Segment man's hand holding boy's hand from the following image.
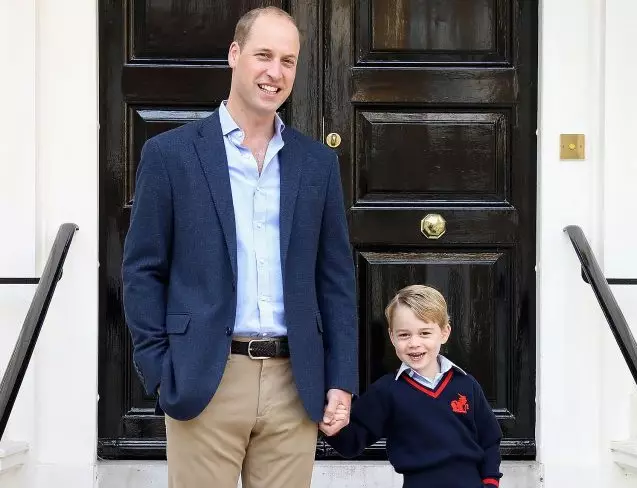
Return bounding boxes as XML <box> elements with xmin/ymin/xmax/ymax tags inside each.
<box><xmin>320</xmin><ymin>389</ymin><xmax>351</xmax><ymax>436</ymax></box>
<box><xmin>319</xmin><ymin>404</ymin><xmax>349</xmax><ymax>436</ymax></box>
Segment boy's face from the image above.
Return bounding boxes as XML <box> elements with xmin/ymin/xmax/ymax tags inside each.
<box><xmin>388</xmin><ymin>304</ymin><xmax>451</xmax><ymax>379</ymax></box>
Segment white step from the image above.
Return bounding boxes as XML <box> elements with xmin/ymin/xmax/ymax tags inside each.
<box><xmin>611</xmin><ymin>440</ymin><xmax>637</xmax><ymax>476</ymax></box>
<box><xmin>0</xmin><ymin>441</ymin><xmax>29</xmax><ymax>488</ymax></box>
<box><xmin>97</xmin><ymin>460</ymin><xmax>542</xmax><ymax>488</ymax></box>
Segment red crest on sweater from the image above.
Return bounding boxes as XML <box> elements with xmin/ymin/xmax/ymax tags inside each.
<box><xmin>450</xmin><ymin>394</ymin><xmax>469</xmax><ymax>414</ymax></box>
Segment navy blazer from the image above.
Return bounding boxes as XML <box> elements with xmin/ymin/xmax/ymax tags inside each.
<box><xmin>122</xmin><ymin>110</ymin><xmax>358</xmax><ymax>422</ymax></box>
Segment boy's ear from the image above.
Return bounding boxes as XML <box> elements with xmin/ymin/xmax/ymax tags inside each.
<box><xmin>441</xmin><ymin>324</ymin><xmax>451</xmax><ymax>344</ymax></box>
<box><xmin>388</xmin><ymin>327</ymin><xmax>396</xmax><ymax>346</ymax></box>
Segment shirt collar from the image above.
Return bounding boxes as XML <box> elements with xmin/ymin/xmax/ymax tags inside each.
<box><xmin>394</xmin><ymin>355</ymin><xmax>467</xmax><ymax>381</ymax></box>
<box><xmin>218</xmin><ymin>101</ymin><xmax>285</xmax><ymax>139</ymax></box>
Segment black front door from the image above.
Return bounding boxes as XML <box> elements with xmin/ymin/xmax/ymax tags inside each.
<box><xmin>99</xmin><ymin>0</ymin><xmax>537</xmax><ymax>459</ymax></box>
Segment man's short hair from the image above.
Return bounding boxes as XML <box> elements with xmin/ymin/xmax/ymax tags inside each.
<box><xmin>234</xmin><ymin>6</ymin><xmax>298</xmax><ymax>47</ymax></box>
<box><xmin>385</xmin><ymin>285</ymin><xmax>450</xmax><ymax>330</ymax></box>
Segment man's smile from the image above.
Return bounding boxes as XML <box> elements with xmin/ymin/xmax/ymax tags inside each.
<box><xmin>258</xmin><ymin>83</ymin><xmax>281</xmax><ymax>94</ymax></box>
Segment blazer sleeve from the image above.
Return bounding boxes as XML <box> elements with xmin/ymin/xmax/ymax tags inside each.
<box><xmin>473</xmin><ymin>379</ymin><xmax>503</xmax><ymax>486</ymax></box>
<box><xmin>324</xmin><ymin>376</ymin><xmax>391</xmax><ymax>458</ymax></box>
<box><xmin>122</xmin><ymin>138</ymin><xmax>173</xmax><ymax>396</ymax></box>
<box><xmin>315</xmin><ymin>152</ymin><xmax>358</xmax><ymax>395</ymax></box>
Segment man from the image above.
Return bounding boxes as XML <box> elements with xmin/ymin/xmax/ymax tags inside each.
<box><xmin>122</xmin><ymin>6</ymin><xmax>357</xmax><ymax>488</ymax></box>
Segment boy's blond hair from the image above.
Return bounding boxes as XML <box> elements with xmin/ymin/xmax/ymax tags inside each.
<box><xmin>385</xmin><ymin>285</ymin><xmax>450</xmax><ymax>330</ymax></box>
<box><xmin>234</xmin><ymin>7</ymin><xmax>298</xmax><ymax>47</ymax></box>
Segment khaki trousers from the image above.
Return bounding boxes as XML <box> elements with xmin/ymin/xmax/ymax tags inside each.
<box><xmin>165</xmin><ymin>352</ymin><xmax>318</xmax><ymax>488</ymax></box>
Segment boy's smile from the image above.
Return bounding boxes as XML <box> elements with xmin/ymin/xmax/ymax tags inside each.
<box><xmin>389</xmin><ymin>304</ymin><xmax>451</xmax><ymax>379</ymax></box>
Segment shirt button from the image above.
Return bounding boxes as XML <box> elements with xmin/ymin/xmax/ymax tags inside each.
<box><xmin>225</xmin><ymin>327</ymin><xmax>232</xmax><ymax>337</ymax></box>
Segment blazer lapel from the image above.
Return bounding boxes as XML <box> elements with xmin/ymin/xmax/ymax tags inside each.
<box><xmin>193</xmin><ymin>111</ymin><xmax>237</xmax><ymax>280</ymax></box>
<box><xmin>279</xmin><ymin>131</ymin><xmax>303</xmax><ymax>274</ymax></box>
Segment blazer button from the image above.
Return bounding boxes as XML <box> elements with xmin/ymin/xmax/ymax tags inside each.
<box><xmin>225</xmin><ymin>327</ymin><xmax>232</xmax><ymax>337</ymax></box>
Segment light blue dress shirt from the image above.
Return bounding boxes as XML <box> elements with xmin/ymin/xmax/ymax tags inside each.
<box><xmin>395</xmin><ymin>355</ymin><xmax>467</xmax><ymax>389</ymax></box>
<box><xmin>218</xmin><ymin>102</ymin><xmax>287</xmax><ymax>337</ymax></box>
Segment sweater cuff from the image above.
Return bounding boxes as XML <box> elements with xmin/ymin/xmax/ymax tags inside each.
<box><xmin>483</xmin><ymin>478</ymin><xmax>500</xmax><ymax>487</ymax></box>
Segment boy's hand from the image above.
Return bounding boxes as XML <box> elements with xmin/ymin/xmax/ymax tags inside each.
<box><xmin>323</xmin><ymin>388</ymin><xmax>351</xmax><ymax>422</ymax></box>
<box><xmin>321</xmin><ymin>388</ymin><xmax>351</xmax><ymax>435</ymax></box>
<box><xmin>319</xmin><ymin>401</ymin><xmax>350</xmax><ymax>436</ymax></box>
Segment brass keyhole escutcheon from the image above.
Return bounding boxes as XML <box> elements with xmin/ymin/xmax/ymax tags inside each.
<box><xmin>421</xmin><ymin>214</ymin><xmax>446</xmax><ymax>239</ymax></box>
<box><xmin>325</xmin><ymin>132</ymin><xmax>342</xmax><ymax>148</ymax></box>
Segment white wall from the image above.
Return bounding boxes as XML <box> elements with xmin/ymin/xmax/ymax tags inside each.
<box><xmin>0</xmin><ymin>0</ymin><xmax>99</xmax><ymax>487</ymax></box>
<box><xmin>600</xmin><ymin>0</ymin><xmax>637</xmax><ymax>484</ymax></box>
<box><xmin>2</xmin><ymin>0</ymin><xmax>637</xmax><ymax>487</ymax></box>
<box><xmin>538</xmin><ymin>0</ymin><xmax>637</xmax><ymax>487</ymax></box>
<box><xmin>32</xmin><ymin>0</ymin><xmax>99</xmax><ymax>485</ymax></box>
<box><xmin>537</xmin><ymin>0</ymin><xmax>604</xmax><ymax>483</ymax></box>
<box><xmin>0</xmin><ymin>0</ymin><xmax>37</xmax><ymax>459</ymax></box>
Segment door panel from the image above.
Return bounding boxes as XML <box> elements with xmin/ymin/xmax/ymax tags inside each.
<box><xmin>128</xmin><ymin>109</ymin><xmax>215</xmax><ymax>204</ymax></box>
<box><xmin>355</xmin><ymin>111</ymin><xmax>509</xmax><ymax>201</ymax></box>
<box><xmin>325</xmin><ymin>0</ymin><xmax>536</xmax><ymax>457</ymax></box>
<box><xmin>99</xmin><ymin>0</ymin><xmax>537</xmax><ymax>460</ymax></box>
<box><xmin>358</xmin><ymin>250</ymin><xmax>511</xmax><ymax>391</ymax></box>
<box><xmin>367</xmin><ymin>0</ymin><xmax>506</xmax><ymax>55</ymax></box>
<box><xmin>131</xmin><ymin>1</ymin><xmax>285</xmax><ymax>60</ymax></box>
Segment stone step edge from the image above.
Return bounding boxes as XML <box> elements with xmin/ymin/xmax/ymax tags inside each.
<box><xmin>0</xmin><ymin>441</ymin><xmax>29</xmax><ymax>474</ymax></box>
<box><xmin>611</xmin><ymin>440</ymin><xmax>637</xmax><ymax>475</ymax></box>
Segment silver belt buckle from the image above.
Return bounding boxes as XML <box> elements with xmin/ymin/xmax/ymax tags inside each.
<box><xmin>247</xmin><ymin>339</ymin><xmax>270</xmax><ymax>360</ymax></box>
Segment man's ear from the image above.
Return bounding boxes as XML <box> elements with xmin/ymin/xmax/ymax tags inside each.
<box><xmin>228</xmin><ymin>41</ymin><xmax>240</xmax><ymax>68</ymax></box>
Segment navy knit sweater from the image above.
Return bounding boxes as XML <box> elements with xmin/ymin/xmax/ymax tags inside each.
<box><xmin>325</xmin><ymin>369</ymin><xmax>502</xmax><ymax>488</ymax></box>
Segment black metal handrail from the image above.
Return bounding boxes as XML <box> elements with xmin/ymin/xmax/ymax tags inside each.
<box><xmin>0</xmin><ymin>278</ymin><xmax>39</xmax><ymax>285</ymax></box>
<box><xmin>0</xmin><ymin>223</ymin><xmax>78</xmax><ymax>439</ymax></box>
<box><xmin>580</xmin><ymin>273</ymin><xmax>637</xmax><ymax>286</ymax></box>
<box><xmin>564</xmin><ymin>225</ymin><xmax>637</xmax><ymax>384</ymax></box>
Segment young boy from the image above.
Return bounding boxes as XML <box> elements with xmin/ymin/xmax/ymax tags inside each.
<box><xmin>321</xmin><ymin>285</ymin><xmax>502</xmax><ymax>488</ymax></box>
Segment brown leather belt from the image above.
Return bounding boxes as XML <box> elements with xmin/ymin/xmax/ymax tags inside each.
<box><xmin>231</xmin><ymin>338</ymin><xmax>289</xmax><ymax>359</ymax></box>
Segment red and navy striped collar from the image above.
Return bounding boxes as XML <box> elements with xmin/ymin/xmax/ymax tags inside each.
<box><xmin>395</xmin><ymin>355</ymin><xmax>466</xmax><ymax>398</ymax></box>
<box><xmin>401</xmin><ymin>369</ymin><xmax>454</xmax><ymax>398</ymax></box>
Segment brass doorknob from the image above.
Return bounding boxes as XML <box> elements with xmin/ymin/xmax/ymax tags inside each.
<box><xmin>421</xmin><ymin>214</ymin><xmax>446</xmax><ymax>239</ymax></box>
<box><xmin>325</xmin><ymin>132</ymin><xmax>342</xmax><ymax>148</ymax></box>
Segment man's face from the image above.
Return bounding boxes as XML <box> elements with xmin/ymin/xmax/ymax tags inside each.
<box><xmin>228</xmin><ymin>14</ymin><xmax>300</xmax><ymax>117</ymax></box>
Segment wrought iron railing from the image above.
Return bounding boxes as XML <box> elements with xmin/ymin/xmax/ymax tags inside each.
<box><xmin>564</xmin><ymin>225</ymin><xmax>637</xmax><ymax>384</ymax></box>
<box><xmin>0</xmin><ymin>223</ymin><xmax>78</xmax><ymax>439</ymax></box>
